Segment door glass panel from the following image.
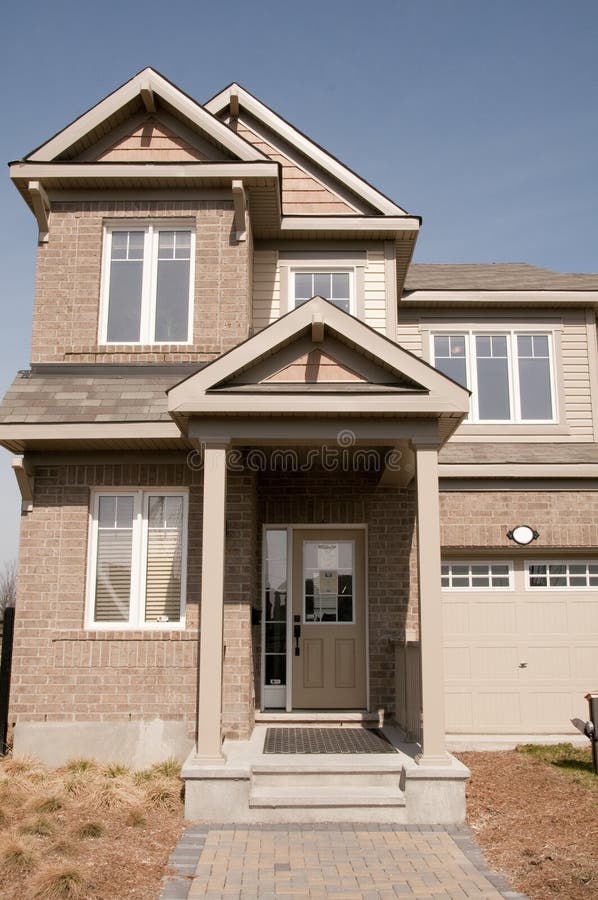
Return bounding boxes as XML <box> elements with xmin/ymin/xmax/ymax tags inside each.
<box><xmin>264</xmin><ymin>530</ymin><xmax>287</xmax><ymax>685</ymax></box>
<box><xmin>303</xmin><ymin>540</ymin><xmax>354</xmax><ymax>623</ymax></box>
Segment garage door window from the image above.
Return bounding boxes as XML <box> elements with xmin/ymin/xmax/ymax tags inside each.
<box><xmin>441</xmin><ymin>561</ymin><xmax>513</xmax><ymax>590</ymax></box>
<box><xmin>526</xmin><ymin>560</ymin><xmax>598</xmax><ymax>589</ymax></box>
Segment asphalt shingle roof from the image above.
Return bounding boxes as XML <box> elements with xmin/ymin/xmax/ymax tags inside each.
<box><xmin>404</xmin><ymin>263</ymin><xmax>598</xmax><ymax>291</ymax></box>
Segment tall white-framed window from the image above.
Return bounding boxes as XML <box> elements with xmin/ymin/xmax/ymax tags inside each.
<box><xmin>526</xmin><ymin>559</ymin><xmax>598</xmax><ymax>590</ymax></box>
<box><xmin>431</xmin><ymin>331</ymin><xmax>556</xmax><ymax>423</ymax></box>
<box><xmin>290</xmin><ymin>269</ymin><xmax>353</xmax><ymax>314</ymax></box>
<box><xmin>86</xmin><ymin>489</ymin><xmax>188</xmax><ymax>629</ymax></box>
<box><xmin>99</xmin><ymin>224</ymin><xmax>195</xmax><ymax>344</ymax></box>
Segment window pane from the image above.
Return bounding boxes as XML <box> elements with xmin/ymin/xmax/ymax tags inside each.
<box><xmin>295</xmin><ymin>273</ymin><xmax>312</xmax><ymax>301</ymax></box>
<box><xmin>155</xmin><ymin>233</ymin><xmax>191</xmax><ymax>342</ymax></box>
<box><xmin>433</xmin><ymin>335</ymin><xmax>467</xmax><ymax>387</ymax></box>
<box><xmin>145</xmin><ymin>495</ymin><xmax>183</xmax><ymax>623</ymax></box>
<box><xmin>106</xmin><ymin>259</ymin><xmax>143</xmax><ymax>342</ymax></box>
<box><xmin>94</xmin><ymin>495</ymin><xmax>134</xmax><ymax>623</ymax></box>
<box><xmin>331</xmin><ymin>273</ymin><xmax>350</xmax><ymax>299</ymax></box>
<box><xmin>265</xmin><ymin>654</ymin><xmax>286</xmax><ymax>685</ymax></box>
<box><xmin>266</xmin><ymin>623</ymin><xmax>286</xmax><ymax>653</ymax></box>
<box><xmin>476</xmin><ymin>335</ymin><xmax>510</xmax><ymax>419</ymax></box>
<box><xmin>518</xmin><ymin>356</ymin><xmax>552</xmax><ymax>420</ymax></box>
<box><xmin>313</xmin><ymin>273</ymin><xmax>331</xmax><ymax>297</ymax></box>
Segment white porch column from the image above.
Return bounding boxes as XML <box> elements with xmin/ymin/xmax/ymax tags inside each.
<box><xmin>414</xmin><ymin>442</ymin><xmax>449</xmax><ymax>766</ymax></box>
<box><xmin>196</xmin><ymin>442</ymin><xmax>229</xmax><ymax>763</ymax></box>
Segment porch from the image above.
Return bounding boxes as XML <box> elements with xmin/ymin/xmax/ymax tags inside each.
<box><xmin>182</xmin><ymin>721</ymin><xmax>469</xmax><ymax>825</ymax></box>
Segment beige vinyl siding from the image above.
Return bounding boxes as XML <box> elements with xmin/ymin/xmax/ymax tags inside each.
<box><xmin>252</xmin><ymin>249</ymin><xmax>280</xmax><ymax>330</ymax></box>
<box><xmin>236</xmin><ymin>122</ymin><xmax>357</xmax><ymax>215</ymax></box>
<box><xmin>396</xmin><ymin>309</ymin><xmax>595</xmax><ymax>437</ymax></box>
<box><xmin>363</xmin><ymin>248</ymin><xmax>387</xmax><ymax>333</ymax></box>
<box><xmin>98</xmin><ymin>116</ymin><xmax>206</xmax><ymax>162</ymax></box>
<box><xmin>561</xmin><ymin>310</ymin><xmax>593</xmax><ymax>437</ymax></box>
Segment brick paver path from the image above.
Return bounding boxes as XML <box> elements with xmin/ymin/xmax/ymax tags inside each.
<box><xmin>161</xmin><ymin>824</ymin><xmax>526</xmax><ymax>899</ymax></box>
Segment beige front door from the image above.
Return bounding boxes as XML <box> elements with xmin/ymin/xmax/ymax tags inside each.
<box><xmin>292</xmin><ymin>529</ymin><xmax>367</xmax><ymax>709</ymax></box>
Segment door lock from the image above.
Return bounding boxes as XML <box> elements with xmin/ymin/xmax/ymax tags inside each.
<box><xmin>293</xmin><ymin>622</ymin><xmax>301</xmax><ymax>656</ymax></box>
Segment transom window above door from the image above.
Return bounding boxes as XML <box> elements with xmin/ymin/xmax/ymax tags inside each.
<box><xmin>100</xmin><ymin>225</ymin><xmax>194</xmax><ymax>344</ymax></box>
<box><xmin>432</xmin><ymin>331</ymin><xmax>556</xmax><ymax>423</ymax></box>
<box><xmin>293</xmin><ymin>271</ymin><xmax>352</xmax><ymax>313</ymax></box>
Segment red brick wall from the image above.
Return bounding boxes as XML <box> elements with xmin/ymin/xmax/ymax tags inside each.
<box><xmin>31</xmin><ymin>196</ymin><xmax>251</xmax><ymax>363</ymax></box>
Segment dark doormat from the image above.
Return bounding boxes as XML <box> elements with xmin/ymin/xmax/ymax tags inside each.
<box><xmin>263</xmin><ymin>727</ymin><xmax>396</xmax><ymax>754</ymax></box>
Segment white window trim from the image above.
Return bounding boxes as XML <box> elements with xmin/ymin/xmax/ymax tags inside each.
<box><xmin>99</xmin><ymin>223</ymin><xmax>195</xmax><ymax>346</ymax></box>
<box><xmin>430</xmin><ymin>329</ymin><xmax>557</xmax><ymax>425</ymax></box>
<box><xmin>287</xmin><ymin>266</ymin><xmax>355</xmax><ymax>315</ymax></box>
<box><xmin>524</xmin><ymin>558</ymin><xmax>598</xmax><ymax>592</ymax></box>
<box><xmin>85</xmin><ymin>487</ymin><xmax>189</xmax><ymax>630</ymax></box>
<box><xmin>441</xmin><ymin>559</ymin><xmax>514</xmax><ymax>592</ymax></box>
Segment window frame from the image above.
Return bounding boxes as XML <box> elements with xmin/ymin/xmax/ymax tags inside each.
<box><xmin>287</xmin><ymin>266</ymin><xmax>355</xmax><ymax>315</ymax></box>
<box><xmin>524</xmin><ymin>559</ymin><xmax>598</xmax><ymax>591</ymax></box>
<box><xmin>441</xmin><ymin>559</ymin><xmax>515</xmax><ymax>592</ymax></box>
<box><xmin>99</xmin><ymin>222</ymin><xmax>195</xmax><ymax>346</ymax></box>
<box><xmin>430</xmin><ymin>329</ymin><xmax>557</xmax><ymax>425</ymax></box>
<box><xmin>85</xmin><ymin>487</ymin><xmax>189</xmax><ymax>630</ymax></box>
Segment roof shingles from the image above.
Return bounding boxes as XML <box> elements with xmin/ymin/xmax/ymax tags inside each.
<box><xmin>404</xmin><ymin>263</ymin><xmax>598</xmax><ymax>291</ymax></box>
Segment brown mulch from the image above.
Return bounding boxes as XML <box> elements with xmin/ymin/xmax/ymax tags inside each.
<box><xmin>457</xmin><ymin>748</ymin><xmax>598</xmax><ymax>900</ymax></box>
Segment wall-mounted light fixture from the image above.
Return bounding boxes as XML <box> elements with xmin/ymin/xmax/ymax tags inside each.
<box><xmin>507</xmin><ymin>524</ymin><xmax>539</xmax><ymax>546</ymax></box>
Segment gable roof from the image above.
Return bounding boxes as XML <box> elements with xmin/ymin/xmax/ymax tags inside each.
<box><xmin>205</xmin><ymin>82</ymin><xmax>410</xmax><ymax>217</ymax></box>
<box><xmin>168</xmin><ymin>296</ymin><xmax>469</xmax><ymax>438</ymax></box>
<box><xmin>24</xmin><ymin>68</ymin><xmax>266</xmax><ymax>164</ymax></box>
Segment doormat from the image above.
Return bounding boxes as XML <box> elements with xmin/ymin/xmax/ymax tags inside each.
<box><xmin>263</xmin><ymin>727</ymin><xmax>396</xmax><ymax>754</ymax></box>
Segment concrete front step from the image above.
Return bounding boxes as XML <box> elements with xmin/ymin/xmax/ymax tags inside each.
<box><xmin>249</xmin><ymin>785</ymin><xmax>406</xmax><ymax>809</ymax></box>
<box><xmin>251</xmin><ymin>765</ymin><xmax>404</xmax><ymax>790</ymax></box>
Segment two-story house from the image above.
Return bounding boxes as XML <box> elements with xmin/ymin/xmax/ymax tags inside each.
<box><xmin>1</xmin><ymin>68</ymin><xmax>597</xmax><ymax>824</ymax></box>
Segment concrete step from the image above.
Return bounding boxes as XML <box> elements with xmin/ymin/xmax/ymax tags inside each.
<box><xmin>255</xmin><ymin>711</ymin><xmax>381</xmax><ymax>726</ymax></box>
<box><xmin>251</xmin><ymin>765</ymin><xmax>404</xmax><ymax>790</ymax></box>
<box><xmin>249</xmin><ymin>785</ymin><xmax>406</xmax><ymax>809</ymax></box>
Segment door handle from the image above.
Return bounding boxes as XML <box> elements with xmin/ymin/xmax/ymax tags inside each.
<box><xmin>294</xmin><ymin>623</ymin><xmax>301</xmax><ymax>656</ymax></box>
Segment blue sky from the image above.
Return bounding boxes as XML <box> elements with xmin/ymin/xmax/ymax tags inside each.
<box><xmin>0</xmin><ymin>0</ymin><xmax>597</xmax><ymax>565</ymax></box>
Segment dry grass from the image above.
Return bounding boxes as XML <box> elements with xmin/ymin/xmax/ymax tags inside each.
<box><xmin>0</xmin><ymin>755</ymin><xmax>185</xmax><ymax>900</ymax></box>
<box><xmin>458</xmin><ymin>744</ymin><xmax>598</xmax><ymax>900</ymax></box>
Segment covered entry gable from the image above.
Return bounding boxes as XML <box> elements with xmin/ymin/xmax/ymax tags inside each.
<box><xmin>167</xmin><ymin>297</ymin><xmax>470</xmax><ymax>435</ymax></box>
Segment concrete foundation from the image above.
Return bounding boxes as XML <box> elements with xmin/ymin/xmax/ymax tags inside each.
<box><xmin>12</xmin><ymin>719</ymin><xmax>193</xmax><ymax>769</ymax></box>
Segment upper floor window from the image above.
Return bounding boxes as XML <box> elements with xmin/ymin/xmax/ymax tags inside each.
<box><xmin>292</xmin><ymin>270</ymin><xmax>353</xmax><ymax>314</ymax></box>
<box><xmin>100</xmin><ymin>225</ymin><xmax>194</xmax><ymax>344</ymax></box>
<box><xmin>86</xmin><ymin>489</ymin><xmax>188</xmax><ymax>629</ymax></box>
<box><xmin>432</xmin><ymin>331</ymin><xmax>556</xmax><ymax>423</ymax></box>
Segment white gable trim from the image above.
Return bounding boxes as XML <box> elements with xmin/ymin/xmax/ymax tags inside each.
<box><xmin>27</xmin><ymin>69</ymin><xmax>267</xmax><ymax>163</ymax></box>
<box><xmin>168</xmin><ymin>296</ymin><xmax>470</xmax><ymax>418</ymax></box>
<box><xmin>205</xmin><ymin>84</ymin><xmax>409</xmax><ymax>217</ymax></box>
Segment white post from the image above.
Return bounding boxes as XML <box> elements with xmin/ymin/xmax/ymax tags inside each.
<box><xmin>196</xmin><ymin>442</ymin><xmax>228</xmax><ymax>763</ymax></box>
<box><xmin>414</xmin><ymin>442</ymin><xmax>449</xmax><ymax>766</ymax></box>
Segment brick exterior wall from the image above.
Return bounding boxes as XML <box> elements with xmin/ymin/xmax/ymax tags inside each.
<box><xmin>10</xmin><ymin>457</ymin><xmax>258</xmax><ymax>742</ymax></box>
<box><xmin>440</xmin><ymin>490</ymin><xmax>598</xmax><ymax>549</ymax></box>
<box><xmin>31</xmin><ymin>196</ymin><xmax>252</xmax><ymax>364</ymax></box>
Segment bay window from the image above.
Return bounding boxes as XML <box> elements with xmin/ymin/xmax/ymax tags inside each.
<box><xmin>86</xmin><ymin>489</ymin><xmax>188</xmax><ymax>628</ymax></box>
<box><xmin>432</xmin><ymin>331</ymin><xmax>556</xmax><ymax>423</ymax></box>
<box><xmin>100</xmin><ymin>225</ymin><xmax>194</xmax><ymax>344</ymax></box>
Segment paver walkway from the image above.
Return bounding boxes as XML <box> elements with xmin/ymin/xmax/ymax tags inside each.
<box><xmin>160</xmin><ymin>824</ymin><xmax>526</xmax><ymax>899</ymax></box>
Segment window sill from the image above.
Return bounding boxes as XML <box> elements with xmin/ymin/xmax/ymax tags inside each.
<box><xmin>456</xmin><ymin>423</ymin><xmax>568</xmax><ymax>436</ymax></box>
<box><xmin>52</xmin><ymin>629</ymin><xmax>198</xmax><ymax>641</ymax></box>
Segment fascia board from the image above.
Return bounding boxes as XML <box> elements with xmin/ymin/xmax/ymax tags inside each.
<box><xmin>280</xmin><ymin>216</ymin><xmax>420</xmax><ymax>233</ymax></box>
<box><xmin>168</xmin><ymin>297</ymin><xmax>470</xmax><ymax>413</ymax></box>
<box><xmin>403</xmin><ymin>290</ymin><xmax>598</xmax><ymax>305</ymax></box>
<box><xmin>205</xmin><ymin>84</ymin><xmax>408</xmax><ymax>216</ymax></box>
<box><xmin>10</xmin><ymin>161</ymin><xmax>280</xmax><ymax>186</ymax></box>
<box><xmin>27</xmin><ymin>70</ymin><xmax>266</xmax><ymax>163</ymax></box>
<box><xmin>171</xmin><ymin>395</ymin><xmax>468</xmax><ymax>416</ymax></box>
<box><xmin>0</xmin><ymin>422</ymin><xmax>181</xmax><ymax>441</ymax></box>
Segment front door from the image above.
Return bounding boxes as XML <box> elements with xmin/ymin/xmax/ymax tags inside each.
<box><xmin>292</xmin><ymin>529</ymin><xmax>367</xmax><ymax>709</ymax></box>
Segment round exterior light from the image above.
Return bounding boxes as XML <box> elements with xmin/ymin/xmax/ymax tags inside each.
<box><xmin>507</xmin><ymin>525</ymin><xmax>539</xmax><ymax>546</ymax></box>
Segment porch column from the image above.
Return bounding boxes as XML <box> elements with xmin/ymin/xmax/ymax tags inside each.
<box><xmin>196</xmin><ymin>441</ymin><xmax>229</xmax><ymax>763</ymax></box>
<box><xmin>414</xmin><ymin>442</ymin><xmax>449</xmax><ymax>766</ymax></box>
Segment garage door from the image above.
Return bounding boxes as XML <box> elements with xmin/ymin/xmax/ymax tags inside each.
<box><xmin>442</xmin><ymin>558</ymin><xmax>598</xmax><ymax>733</ymax></box>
